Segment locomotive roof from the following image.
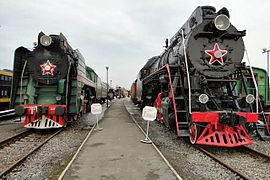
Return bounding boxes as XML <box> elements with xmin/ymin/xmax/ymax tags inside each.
<box><xmin>86</xmin><ymin>66</ymin><xmax>98</xmax><ymax>75</ymax></box>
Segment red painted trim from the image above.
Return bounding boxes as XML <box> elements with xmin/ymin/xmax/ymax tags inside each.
<box><xmin>192</xmin><ymin>111</ymin><xmax>258</xmax><ymax>123</ymax></box>
<box><xmin>22</xmin><ymin>104</ymin><xmax>67</xmax><ymax>127</ymax></box>
<box><xmin>192</xmin><ymin>112</ymin><xmax>219</xmax><ymax>123</ymax></box>
<box><xmin>154</xmin><ymin>93</ymin><xmax>163</xmax><ymax>123</ymax></box>
<box><xmin>265</xmin><ymin>115</ymin><xmax>270</xmax><ymax>135</ymax></box>
<box><xmin>196</xmin><ymin>124</ymin><xmax>253</xmax><ymax>147</ymax></box>
<box><xmin>154</xmin><ymin>93</ymin><xmax>163</xmax><ymax>109</ymax></box>
<box><xmin>235</xmin><ymin>112</ymin><xmax>258</xmax><ymax>122</ymax></box>
<box><xmin>77</xmin><ymin>74</ymin><xmax>96</xmax><ymax>88</ymax></box>
<box><xmin>165</xmin><ymin>64</ymin><xmax>180</xmax><ymax>136</ymax></box>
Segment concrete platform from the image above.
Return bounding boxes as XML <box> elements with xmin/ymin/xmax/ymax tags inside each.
<box><xmin>61</xmin><ymin>99</ymin><xmax>177</xmax><ymax>180</ymax></box>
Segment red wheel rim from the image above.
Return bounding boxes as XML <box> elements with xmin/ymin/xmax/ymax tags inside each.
<box><xmin>189</xmin><ymin>123</ymin><xmax>197</xmax><ymax>144</ymax></box>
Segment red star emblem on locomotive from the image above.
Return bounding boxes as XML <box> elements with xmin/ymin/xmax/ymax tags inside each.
<box><xmin>205</xmin><ymin>43</ymin><xmax>227</xmax><ymax>65</ymax></box>
<box><xmin>40</xmin><ymin>60</ymin><xmax>56</xmax><ymax>76</ymax></box>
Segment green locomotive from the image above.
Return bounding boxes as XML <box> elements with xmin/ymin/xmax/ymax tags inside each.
<box><xmin>235</xmin><ymin>66</ymin><xmax>270</xmax><ymax>139</ymax></box>
<box><xmin>11</xmin><ymin>32</ymin><xmax>107</xmax><ymax>129</ymax></box>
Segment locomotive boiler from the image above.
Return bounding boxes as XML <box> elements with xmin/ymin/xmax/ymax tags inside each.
<box><xmin>134</xmin><ymin>6</ymin><xmax>259</xmax><ymax>147</ymax></box>
<box><xmin>11</xmin><ymin>32</ymin><xmax>107</xmax><ymax>129</ymax></box>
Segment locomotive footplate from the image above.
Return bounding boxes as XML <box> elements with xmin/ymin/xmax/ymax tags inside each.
<box><xmin>191</xmin><ymin>112</ymin><xmax>258</xmax><ymax>147</ymax></box>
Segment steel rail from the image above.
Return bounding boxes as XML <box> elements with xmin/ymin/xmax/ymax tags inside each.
<box><xmin>243</xmin><ymin>145</ymin><xmax>270</xmax><ymax>160</ymax></box>
<box><xmin>0</xmin><ymin>109</ymin><xmax>15</xmax><ymax>119</ymax></box>
<box><xmin>0</xmin><ymin>130</ymin><xmax>30</xmax><ymax>147</ymax></box>
<box><xmin>195</xmin><ymin>146</ymin><xmax>249</xmax><ymax>180</ymax></box>
<box><xmin>0</xmin><ymin>129</ymin><xmax>62</xmax><ymax>178</ymax></box>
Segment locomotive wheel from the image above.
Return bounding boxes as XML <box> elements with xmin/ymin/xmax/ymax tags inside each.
<box><xmin>189</xmin><ymin>123</ymin><xmax>198</xmax><ymax>144</ymax></box>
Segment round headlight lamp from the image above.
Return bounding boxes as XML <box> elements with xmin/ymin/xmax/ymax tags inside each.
<box><xmin>56</xmin><ymin>94</ymin><xmax>62</xmax><ymax>101</ymax></box>
<box><xmin>199</xmin><ymin>94</ymin><xmax>209</xmax><ymax>104</ymax></box>
<box><xmin>246</xmin><ymin>94</ymin><xmax>255</xmax><ymax>104</ymax></box>
<box><xmin>214</xmin><ymin>14</ymin><xmax>230</xmax><ymax>31</ymax></box>
<box><xmin>40</xmin><ymin>35</ymin><xmax>52</xmax><ymax>46</ymax></box>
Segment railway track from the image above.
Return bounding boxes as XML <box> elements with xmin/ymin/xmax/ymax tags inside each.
<box><xmin>125</xmin><ymin>100</ymin><xmax>270</xmax><ymax>179</ymax></box>
<box><xmin>0</xmin><ymin>129</ymin><xmax>62</xmax><ymax>178</ymax></box>
<box><xmin>0</xmin><ymin>109</ymin><xmax>15</xmax><ymax>120</ymax></box>
<box><xmin>195</xmin><ymin>145</ymin><xmax>270</xmax><ymax>179</ymax></box>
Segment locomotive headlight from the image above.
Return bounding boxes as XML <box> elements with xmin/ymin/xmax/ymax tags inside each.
<box><xmin>214</xmin><ymin>14</ymin><xmax>230</xmax><ymax>31</ymax></box>
<box><xmin>199</xmin><ymin>94</ymin><xmax>209</xmax><ymax>104</ymax></box>
<box><xmin>56</xmin><ymin>94</ymin><xmax>62</xmax><ymax>101</ymax></box>
<box><xmin>40</xmin><ymin>35</ymin><xmax>52</xmax><ymax>46</ymax></box>
<box><xmin>246</xmin><ymin>94</ymin><xmax>255</xmax><ymax>104</ymax></box>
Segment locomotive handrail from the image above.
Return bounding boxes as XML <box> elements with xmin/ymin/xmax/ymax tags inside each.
<box><xmin>245</xmin><ymin>49</ymin><xmax>259</xmax><ymax>113</ymax></box>
<box><xmin>181</xmin><ymin>29</ymin><xmax>192</xmax><ymax>114</ymax></box>
<box><xmin>20</xmin><ymin>60</ymin><xmax>28</xmax><ymax>104</ymax></box>
<box><xmin>66</xmin><ymin>62</ymin><xmax>72</xmax><ymax>105</ymax></box>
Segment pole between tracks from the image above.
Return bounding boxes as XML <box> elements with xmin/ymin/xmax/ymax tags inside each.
<box><xmin>106</xmin><ymin>66</ymin><xmax>109</xmax><ymax>108</ymax></box>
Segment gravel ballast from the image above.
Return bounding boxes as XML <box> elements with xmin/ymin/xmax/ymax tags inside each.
<box><xmin>124</xmin><ymin>98</ymin><xmax>270</xmax><ymax>179</ymax></box>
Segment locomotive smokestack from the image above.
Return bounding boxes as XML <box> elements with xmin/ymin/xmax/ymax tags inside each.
<box><xmin>217</xmin><ymin>7</ymin><xmax>230</xmax><ymax>18</ymax></box>
<box><xmin>163</xmin><ymin>38</ymin><xmax>169</xmax><ymax>48</ymax></box>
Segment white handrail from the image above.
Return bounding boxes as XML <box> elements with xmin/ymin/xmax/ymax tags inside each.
<box><xmin>66</xmin><ymin>62</ymin><xmax>72</xmax><ymax>105</ymax></box>
<box><xmin>181</xmin><ymin>29</ymin><xmax>192</xmax><ymax>114</ymax></box>
<box><xmin>20</xmin><ymin>60</ymin><xmax>28</xmax><ymax>104</ymax></box>
<box><xmin>245</xmin><ymin>48</ymin><xmax>259</xmax><ymax>113</ymax></box>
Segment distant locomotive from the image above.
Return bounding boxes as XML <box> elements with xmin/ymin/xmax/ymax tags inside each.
<box><xmin>11</xmin><ymin>32</ymin><xmax>107</xmax><ymax>129</ymax></box>
<box><xmin>0</xmin><ymin>69</ymin><xmax>12</xmax><ymax>110</ymax></box>
<box><xmin>132</xmin><ymin>6</ymin><xmax>260</xmax><ymax>147</ymax></box>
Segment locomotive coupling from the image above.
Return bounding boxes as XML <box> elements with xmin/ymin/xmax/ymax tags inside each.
<box><xmin>218</xmin><ymin>112</ymin><xmax>246</xmax><ymax>126</ymax></box>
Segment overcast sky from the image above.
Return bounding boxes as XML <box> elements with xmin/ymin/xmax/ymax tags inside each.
<box><xmin>0</xmin><ymin>0</ymin><xmax>270</xmax><ymax>89</ymax></box>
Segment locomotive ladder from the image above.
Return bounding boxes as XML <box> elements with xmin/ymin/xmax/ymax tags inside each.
<box><xmin>160</xmin><ymin>29</ymin><xmax>192</xmax><ymax>137</ymax></box>
<box><xmin>167</xmin><ymin>64</ymin><xmax>190</xmax><ymax>137</ymax></box>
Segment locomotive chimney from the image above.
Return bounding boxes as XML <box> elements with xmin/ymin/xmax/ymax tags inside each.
<box><xmin>163</xmin><ymin>38</ymin><xmax>169</xmax><ymax>48</ymax></box>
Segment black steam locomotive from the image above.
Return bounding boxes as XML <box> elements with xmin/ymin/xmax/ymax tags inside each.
<box><xmin>133</xmin><ymin>6</ymin><xmax>259</xmax><ymax>147</ymax></box>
